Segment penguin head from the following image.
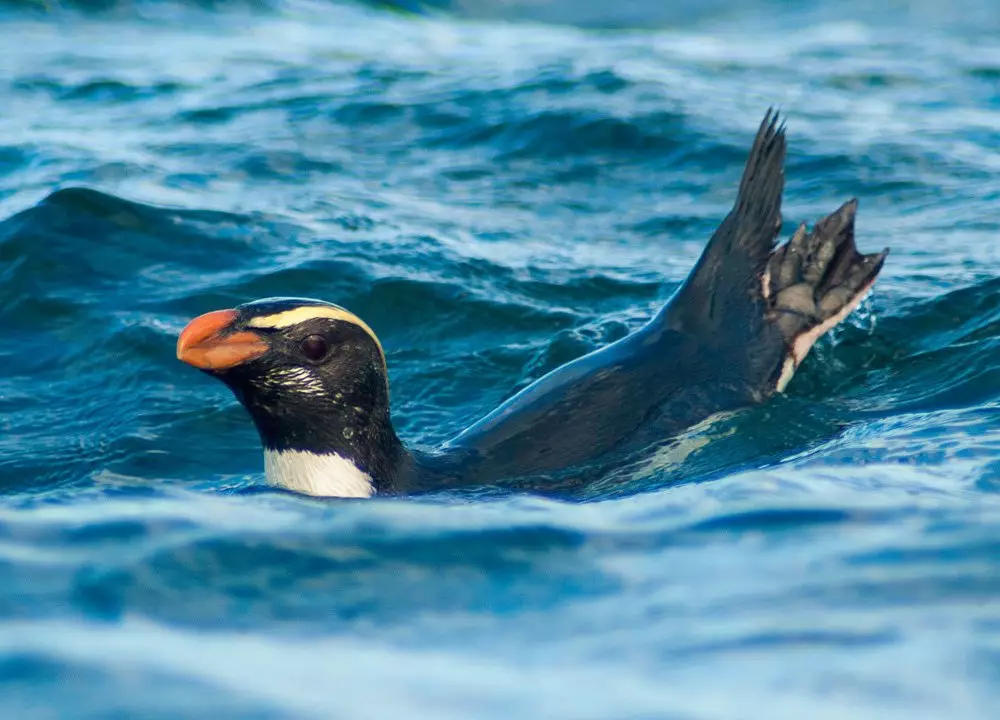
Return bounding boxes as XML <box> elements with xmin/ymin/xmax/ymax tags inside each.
<box><xmin>177</xmin><ymin>297</ymin><xmax>400</xmax><ymax>495</ymax></box>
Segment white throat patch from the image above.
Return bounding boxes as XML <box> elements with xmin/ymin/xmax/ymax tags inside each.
<box><xmin>264</xmin><ymin>449</ymin><xmax>375</xmax><ymax>498</ymax></box>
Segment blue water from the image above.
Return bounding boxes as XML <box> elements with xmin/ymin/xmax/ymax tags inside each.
<box><xmin>2</xmin><ymin>0</ymin><xmax>999</xmax><ymax>716</ymax></box>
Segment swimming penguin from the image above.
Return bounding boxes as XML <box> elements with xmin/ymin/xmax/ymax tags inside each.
<box><xmin>177</xmin><ymin>110</ymin><xmax>888</xmax><ymax>498</ymax></box>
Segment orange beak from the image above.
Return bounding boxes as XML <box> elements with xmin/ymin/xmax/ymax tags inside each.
<box><xmin>177</xmin><ymin>309</ymin><xmax>269</xmax><ymax>371</ymax></box>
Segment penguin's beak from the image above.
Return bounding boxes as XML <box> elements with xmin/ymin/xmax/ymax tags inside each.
<box><xmin>177</xmin><ymin>309</ymin><xmax>269</xmax><ymax>371</ymax></box>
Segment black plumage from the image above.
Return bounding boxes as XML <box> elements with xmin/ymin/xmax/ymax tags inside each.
<box><xmin>177</xmin><ymin>110</ymin><xmax>888</xmax><ymax>498</ymax></box>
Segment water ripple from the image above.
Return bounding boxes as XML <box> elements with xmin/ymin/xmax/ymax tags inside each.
<box><xmin>0</xmin><ymin>1</ymin><xmax>998</xmax><ymax>717</ymax></box>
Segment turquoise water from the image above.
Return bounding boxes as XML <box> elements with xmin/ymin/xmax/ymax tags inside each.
<box><xmin>1</xmin><ymin>1</ymin><xmax>999</xmax><ymax>716</ymax></box>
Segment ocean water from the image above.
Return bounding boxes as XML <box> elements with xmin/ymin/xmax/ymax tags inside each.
<box><xmin>1</xmin><ymin>0</ymin><xmax>999</xmax><ymax>717</ymax></box>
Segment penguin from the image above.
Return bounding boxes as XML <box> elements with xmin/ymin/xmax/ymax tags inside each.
<box><xmin>177</xmin><ymin>110</ymin><xmax>888</xmax><ymax>498</ymax></box>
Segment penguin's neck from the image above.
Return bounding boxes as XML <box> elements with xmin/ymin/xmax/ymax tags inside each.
<box><xmin>257</xmin><ymin>415</ymin><xmax>410</xmax><ymax>498</ymax></box>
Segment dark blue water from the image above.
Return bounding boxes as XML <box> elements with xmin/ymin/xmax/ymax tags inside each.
<box><xmin>2</xmin><ymin>1</ymin><xmax>999</xmax><ymax>716</ymax></box>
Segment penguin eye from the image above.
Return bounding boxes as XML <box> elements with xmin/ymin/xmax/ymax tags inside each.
<box><xmin>299</xmin><ymin>334</ymin><xmax>329</xmax><ymax>362</ymax></box>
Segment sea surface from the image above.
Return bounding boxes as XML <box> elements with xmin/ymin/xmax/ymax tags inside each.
<box><xmin>1</xmin><ymin>0</ymin><xmax>999</xmax><ymax>717</ymax></box>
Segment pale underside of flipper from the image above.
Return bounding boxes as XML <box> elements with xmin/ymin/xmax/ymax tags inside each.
<box><xmin>762</xmin><ymin>198</ymin><xmax>889</xmax><ymax>392</ymax></box>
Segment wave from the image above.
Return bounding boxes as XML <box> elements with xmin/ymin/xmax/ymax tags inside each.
<box><xmin>2</xmin><ymin>483</ymin><xmax>995</xmax><ymax>634</ymax></box>
<box><xmin>3</xmin><ymin>0</ymin><xmax>999</xmax><ymax>36</ymax></box>
<box><xmin>1</xmin><ymin>3</ymin><xmax>998</xmax><ymax>716</ymax></box>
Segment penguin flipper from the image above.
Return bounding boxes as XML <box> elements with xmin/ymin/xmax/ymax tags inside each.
<box><xmin>664</xmin><ymin>109</ymin><xmax>786</xmax><ymax>335</ymax></box>
<box><xmin>660</xmin><ymin>109</ymin><xmax>888</xmax><ymax>397</ymax></box>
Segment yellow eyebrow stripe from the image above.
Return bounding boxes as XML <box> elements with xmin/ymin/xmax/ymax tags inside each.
<box><xmin>246</xmin><ymin>306</ymin><xmax>385</xmax><ymax>364</ymax></box>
